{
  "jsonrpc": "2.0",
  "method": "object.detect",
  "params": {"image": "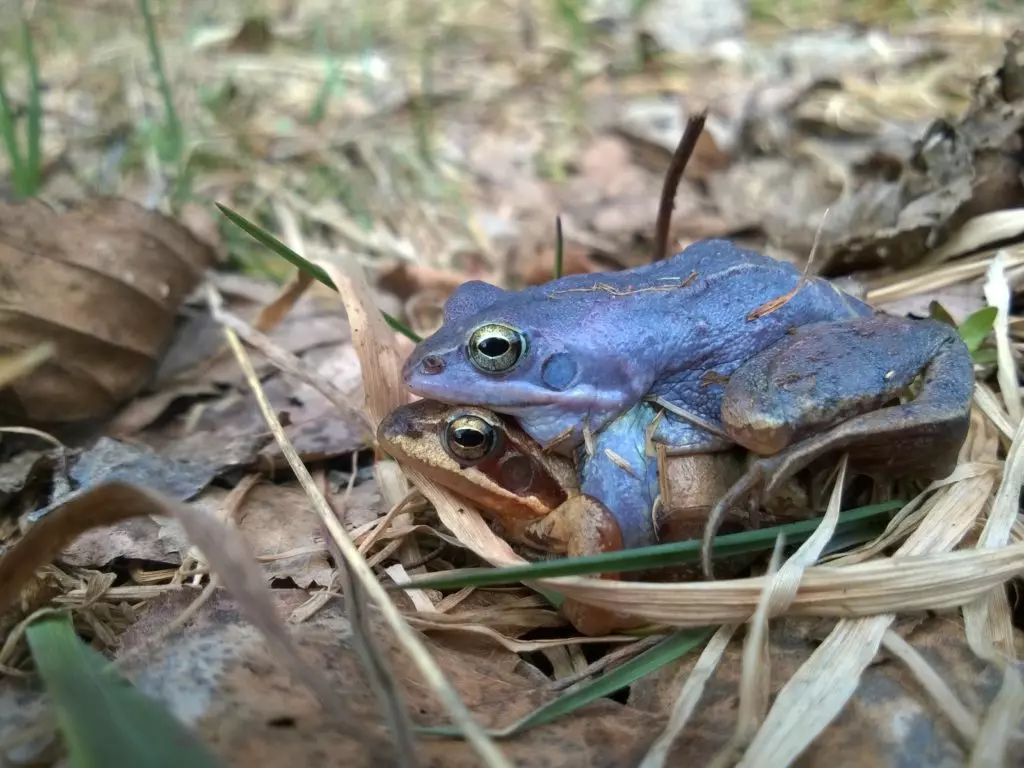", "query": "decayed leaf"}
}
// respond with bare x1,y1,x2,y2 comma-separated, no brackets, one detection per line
29,437,219,529
0,198,216,423
59,480,379,590
112,589,659,767
821,46,1024,275
0,343,54,389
